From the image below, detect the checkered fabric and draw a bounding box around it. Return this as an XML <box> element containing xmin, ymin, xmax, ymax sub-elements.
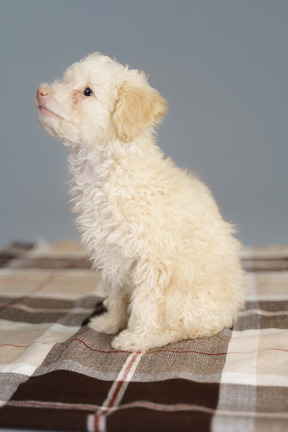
<box><xmin>0</xmin><ymin>240</ymin><xmax>287</xmax><ymax>431</ymax></box>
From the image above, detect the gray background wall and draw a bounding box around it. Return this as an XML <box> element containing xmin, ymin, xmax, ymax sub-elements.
<box><xmin>1</xmin><ymin>0</ymin><xmax>287</xmax><ymax>248</ymax></box>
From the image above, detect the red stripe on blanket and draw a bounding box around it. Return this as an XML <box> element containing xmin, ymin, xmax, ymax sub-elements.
<box><xmin>70</xmin><ymin>337</ymin><xmax>288</xmax><ymax>356</ymax></box>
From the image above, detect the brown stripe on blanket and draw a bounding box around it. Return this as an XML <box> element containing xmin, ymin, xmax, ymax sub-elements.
<box><xmin>0</xmin><ymin>404</ymin><xmax>94</xmax><ymax>431</ymax></box>
<box><xmin>121</xmin><ymin>379</ymin><xmax>219</xmax><ymax>410</ymax></box>
<box><xmin>9</xmin><ymin>369</ymin><xmax>112</xmax><ymax>407</ymax></box>
<box><xmin>256</xmin><ymin>386</ymin><xmax>288</xmax><ymax>413</ymax></box>
<box><xmin>8</xmin><ymin>257</ymin><xmax>91</xmax><ymax>270</ymax></box>
<box><xmin>0</xmin><ymin>242</ymin><xmax>34</xmax><ymax>268</ymax></box>
<box><xmin>235</xmin><ymin>301</ymin><xmax>288</xmax><ymax>331</ymax></box>
<box><xmin>256</xmin><ymin>301</ymin><xmax>288</xmax><ymax>330</ymax></box>
<box><xmin>108</xmin><ymin>405</ymin><xmax>214</xmax><ymax>432</ymax></box>
<box><xmin>0</xmin><ymin>296</ymin><xmax>103</xmax><ymax>326</ymax></box>
<box><xmin>242</xmin><ymin>257</ymin><xmax>288</xmax><ymax>272</ymax></box>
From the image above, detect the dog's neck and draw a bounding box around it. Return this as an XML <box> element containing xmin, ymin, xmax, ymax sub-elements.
<box><xmin>67</xmin><ymin>142</ymin><xmax>108</xmax><ymax>189</ymax></box>
<box><xmin>67</xmin><ymin>133</ymin><xmax>164</xmax><ymax>194</ymax></box>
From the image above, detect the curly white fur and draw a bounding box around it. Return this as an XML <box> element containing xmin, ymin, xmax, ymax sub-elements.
<box><xmin>36</xmin><ymin>53</ymin><xmax>244</xmax><ymax>351</ymax></box>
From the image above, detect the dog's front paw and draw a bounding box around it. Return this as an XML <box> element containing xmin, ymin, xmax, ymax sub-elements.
<box><xmin>89</xmin><ymin>313</ymin><xmax>121</xmax><ymax>335</ymax></box>
<box><xmin>112</xmin><ymin>330</ymin><xmax>151</xmax><ymax>352</ymax></box>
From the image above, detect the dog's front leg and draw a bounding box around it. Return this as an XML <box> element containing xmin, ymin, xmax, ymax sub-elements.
<box><xmin>89</xmin><ymin>284</ymin><xmax>128</xmax><ymax>335</ymax></box>
<box><xmin>112</xmin><ymin>272</ymin><xmax>173</xmax><ymax>351</ymax></box>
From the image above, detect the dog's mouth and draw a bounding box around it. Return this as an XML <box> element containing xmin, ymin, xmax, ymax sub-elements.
<box><xmin>35</xmin><ymin>96</ymin><xmax>63</xmax><ymax>119</ymax></box>
<box><xmin>38</xmin><ymin>104</ymin><xmax>61</xmax><ymax>119</ymax></box>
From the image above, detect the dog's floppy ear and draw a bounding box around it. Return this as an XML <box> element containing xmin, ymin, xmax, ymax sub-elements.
<box><xmin>112</xmin><ymin>81</ymin><xmax>168</xmax><ymax>143</ymax></box>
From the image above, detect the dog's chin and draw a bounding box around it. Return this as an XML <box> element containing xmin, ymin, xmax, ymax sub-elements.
<box><xmin>37</xmin><ymin>111</ymin><xmax>62</xmax><ymax>138</ymax></box>
<box><xmin>37</xmin><ymin>112</ymin><xmax>82</xmax><ymax>145</ymax></box>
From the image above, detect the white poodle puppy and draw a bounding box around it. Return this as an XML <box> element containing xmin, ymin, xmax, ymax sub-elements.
<box><xmin>36</xmin><ymin>53</ymin><xmax>244</xmax><ymax>351</ymax></box>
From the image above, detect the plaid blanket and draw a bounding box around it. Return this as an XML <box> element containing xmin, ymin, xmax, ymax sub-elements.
<box><xmin>0</xmin><ymin>240</ymin><xmax>287</xmax><ymax>432</ymax></box>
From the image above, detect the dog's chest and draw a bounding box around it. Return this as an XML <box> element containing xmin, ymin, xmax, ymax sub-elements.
<box><xmin>69</xmin><ymin>155</ymin><xmax>134</xmax><ymax>278</ymax></box>
<box><xmin>70</xmin><ymin>158</ymin><xmax>113</xmax><ymax>230</ymax></box>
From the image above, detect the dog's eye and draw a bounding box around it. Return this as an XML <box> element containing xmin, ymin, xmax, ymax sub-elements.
<box><xmin>83</xmin><ymin>87</ymin><xmax>93</xmax><ymax>97</ymax></box>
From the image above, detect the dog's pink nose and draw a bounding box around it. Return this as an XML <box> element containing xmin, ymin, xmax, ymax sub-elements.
<box><xmin>37</xmin><ymin>87</ymin><xmax>51</xmax><ymax>99</ymax></box>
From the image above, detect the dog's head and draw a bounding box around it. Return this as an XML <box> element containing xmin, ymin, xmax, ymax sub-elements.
<box><xmin>36</xmin><ymin>53</ymin><xmax>168</xmax><ymax>148</ymax></box>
